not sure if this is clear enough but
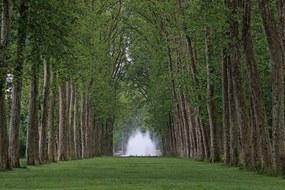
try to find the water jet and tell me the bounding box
[124,129,157,156]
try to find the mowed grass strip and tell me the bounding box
[0,157,285,190]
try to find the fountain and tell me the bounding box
[124,129,157,156]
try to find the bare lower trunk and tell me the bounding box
[47,70,56,162]
[242,0,268,169]
[87,105,94,157]
[94,122,102,156]
[104,118,114,156]
[186,35,209,159]
[26,57,40,166]
[278,0,285,173]
[39,60,50,164]
[258,0,283,172]
[9,81,22,168]
[228,59,239,166]
[0,0,11,170]
[85,98,90,158]
[205,27,220,162]
[81,94,87,158]
[279,0,285,59]
[73,91,81,159]
[58,82,67,161]
[226,0,252,167]
[0,81,10,169]
[69,83,75,159]
[223,51,231,165]
[250,96,262,169]
[65,81,71,159]
[8,0,28,168]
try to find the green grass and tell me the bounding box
[0,157,285,190]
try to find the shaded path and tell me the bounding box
[1,157,285,189]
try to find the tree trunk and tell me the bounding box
[85,98,90,158]
[39,59,50,164]
[65,81,71,159]
[26,55,40,166]
[47,70,56,162]
[81,93,87,158]
[225,0,252,168]
[279,0,285,59]
[69,82,75,159]
[73,90,81,159]
[94,122,102,156]
[0,0,11,170]
[181,93,191,158]
[205,26,220,162]
[228,58,239,166]
[258,0,283,172]
[278,0,285,173]
[223,50,231,165]
[0,81,10,170]
[105,118,114,156]
[186,102,198,158]
[185,35,210,159]
[8,0,28,168]
[242,0,269,169]
[250,95,262,169]
[87,105,94,157]
[58,82,68,161]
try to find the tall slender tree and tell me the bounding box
[39,59,50,163]
[0,0,11,170]
[26,52,40,166]
[205,26,220,162]
[258,0,284,172]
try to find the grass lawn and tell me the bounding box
[0,157,285,190]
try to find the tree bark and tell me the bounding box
[69,82,75,159]
[185,35,210,159]
[0,0,11,170]
[39,59,50,164]
[58,82,68,161]
[205,26,220,162]
[73,90,81,159]
[85,98,90,158]
[223,50,231,165]
[47,70,56,162]
[279,0,285,59]
[65,81,71,159]
[250,95,262,169]
[8,0,28,168]
[81,93,87,158]
[26,55,40,166]
[228,58,239,166]
[258,0,283,172]
[0,81,9,170]
[278,0,285,173]
[226,0,252,168]
[242,0,269,169]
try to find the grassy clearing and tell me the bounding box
[0,157,285,190]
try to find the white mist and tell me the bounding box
[125,129,157,156]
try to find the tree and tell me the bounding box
[0,0,11,170]
[205,26,220,162]
[26,52,40,166]
[258,0,284,172]
[9,0,29,168]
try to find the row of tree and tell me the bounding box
[0,0,125,170]
[1,0,284,176]
[124,0,285,175]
